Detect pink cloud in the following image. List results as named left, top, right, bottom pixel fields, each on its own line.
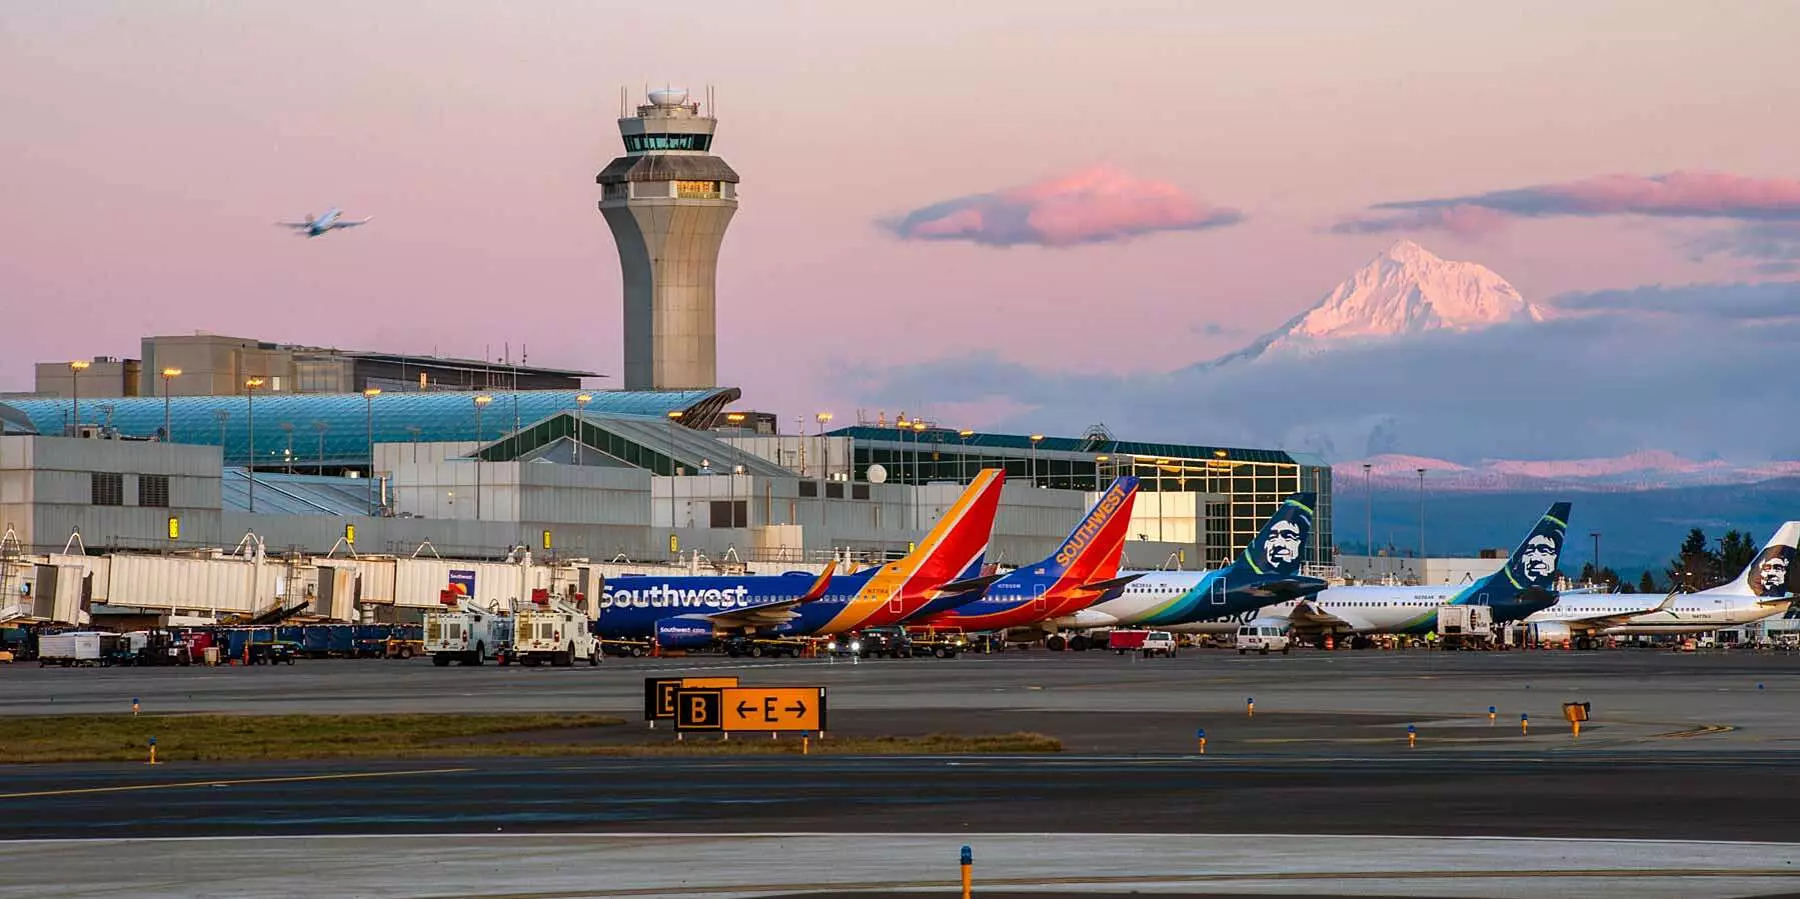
left=1335, top=171, right=1800, bottom=236
left=888, top=166, right=1243, bottom=247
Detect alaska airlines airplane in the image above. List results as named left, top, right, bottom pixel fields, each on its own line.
left=595, top=469, right=1006, bottom=648
left=1030, top=494, right=1327, bottom=648
left=1216, top=502, right=1573, bottom=640
left=907, top=476, right=1143, bottom=631
left=1523, top=521, right=1799, bottom=645
left=277, top=208, right=372, bottom=237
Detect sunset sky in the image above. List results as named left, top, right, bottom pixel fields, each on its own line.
left=2, top=1, right=1795, bottom=455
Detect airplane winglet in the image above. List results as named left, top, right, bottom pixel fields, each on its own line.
left=798, top=561, right=837, bottom=603
left=1078, top=573, right=1145, bottom=593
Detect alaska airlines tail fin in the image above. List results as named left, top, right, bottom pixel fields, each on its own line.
left=907, top=469, right=1007, bottom=591
left=1466, top=502, right=1571, bottom=607
left=1716, top=522, right=1800, bottom=600
left=1225, top=493, right=1317, bottom=578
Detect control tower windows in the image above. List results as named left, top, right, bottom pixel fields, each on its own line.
left=624, top=133, right=713, bottom=153
left=676, top=180, right=721, bottom=199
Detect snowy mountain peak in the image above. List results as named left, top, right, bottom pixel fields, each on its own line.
left=1196, top=241, right=1552, bottom=369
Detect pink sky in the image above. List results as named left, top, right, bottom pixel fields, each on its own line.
left=1, top=1, right=1795, bottom=426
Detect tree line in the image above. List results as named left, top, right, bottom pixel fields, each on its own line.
left=1577, top=528, right=1760, bottom=595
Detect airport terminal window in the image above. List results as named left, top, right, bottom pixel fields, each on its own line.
left=676, top=180, right=720, bottom=199
left=623, top=133, right=712, bottom=152
left=91, top=472, right=123, bottom=506
left=139, top=475, right=170, bottom=508
left=709, top=500, right=747, bottom=528
left=826, top=482, right=844, bottom=499
left=799, top=481, right=818, bottom=497
left=852, top=484, right=870, bottom=500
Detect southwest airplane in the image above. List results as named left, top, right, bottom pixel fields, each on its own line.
left=277, top=207, right=372, bottom=237
left=906, top=475, right=1143, bottom=631
left=595, top=469, right=1006, bottom=648
left=1220, top=502, right=1573, bottom=640
left=1522, top=521, right=1799, bottom=646
left=1031, top=494, right=1328, bottom=649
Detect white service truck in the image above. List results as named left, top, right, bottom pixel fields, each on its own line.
left=424, top=595, right=515, bottom=667
left=511, top=589, right=598, bottom=667
left=1436, top=604, right=1496, bottom=650
left=37, top=631, right=121, bottom=667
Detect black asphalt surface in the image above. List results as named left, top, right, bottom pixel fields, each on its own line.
left=4, top=751, right=1799, bottom=841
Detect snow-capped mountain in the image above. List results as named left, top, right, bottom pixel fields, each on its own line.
left=1198, top=240, right=1551, bottom=368
left=1337, top=451, right=1800, bottom=494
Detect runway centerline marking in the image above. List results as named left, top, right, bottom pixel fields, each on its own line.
left=0, top=767, right=475, bottom=801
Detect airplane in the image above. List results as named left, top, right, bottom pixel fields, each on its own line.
left=1523, top=521, right=1799, bottom=646
left=1032, top=493, right=1329, bottom=649
left=277, top=208, right=372, bottom=237
left=904, top=475, right=1143, bottom=632
left=594, top=469, right=1007, bottom=648
left=1217, top=502, right=1574, bottom=643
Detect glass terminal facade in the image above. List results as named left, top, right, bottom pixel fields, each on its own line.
left=835, top=425, right=1333, bottom=567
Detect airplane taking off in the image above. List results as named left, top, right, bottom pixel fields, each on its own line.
left=1216, top=502, right=1574, bottom=641
left=277, top=208, right=372, bottom=237
left=1030, top=494, right=1327, bottom=648
left=1524, top=521, right=1800, bottom=646
left=595, top=469, right=1007, bottom=647
left=906, top=476, right=1143, bottom=631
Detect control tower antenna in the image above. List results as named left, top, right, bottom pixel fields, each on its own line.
left=596, top=85, right=740, bottom=391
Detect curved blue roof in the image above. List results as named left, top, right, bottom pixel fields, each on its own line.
left=0, top=388, right=738, bottom=467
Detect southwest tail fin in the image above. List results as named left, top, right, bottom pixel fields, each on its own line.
left=1717, top=522, right=1800, bottom=600
left=1030, top=476, right=1140, bottom=585
left=1226, top=493, right=1317, bottom=577
left=907, top=469, right=1007, bottom=591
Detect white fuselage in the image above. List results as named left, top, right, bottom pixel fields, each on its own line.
left=1525, top=594, right=1790, bottom=635
left=1052, top=569, right=1226, bottom=629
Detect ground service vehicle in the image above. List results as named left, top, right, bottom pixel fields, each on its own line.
left=248, top=641, right=300, bottom=665
left=906, top=627, right=967, bottom=658
left=1236, top=624, right=1291, bottom=655
left=37, top=632, right=121, bottom=667
left=601, top=637, right=654, bottom=657
left=1436, top=604, right=1496, bottom=650
left=725, top=636, right=807, bottom=658
left=1111, top=629, right=1177, bottom=657
left=858, top=626, right=914, bottom=658
left=512, top=590, right=599, bottom=667
left=425, top=592, right=514, bottom=666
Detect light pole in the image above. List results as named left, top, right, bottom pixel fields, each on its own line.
left=1363, top=463, right=1373, bottom=572
left=363, top=387, right=381, bottom=514
left=214, top=409, right=230, bottom=448
left=406, top=425, right=421, bottom=463
left=665, top=410, right=684, bottom=539
left=1590, top=531, right=1602, bottom=585
left=160, top=367, right=181, bottom=441
left=815, top=412, right=833, bottom=481
left=958, top=429, right=974, bottom=483
left=1415, top=467, right=1426, bottom=566
left=67, top=360, right=90, bottom=435
left=279, top=422, right=295, bottom=474
left=244, top=377, right=265, bottom=513
left=473, top=394, right=492, bottom=521
left=1029, top=434, right=1045, bottom=488
left=312, top=420, right=328, bottom=471
left=911, top=420, right=927, bottom=482
left=574, top=393, right=592, bottom=466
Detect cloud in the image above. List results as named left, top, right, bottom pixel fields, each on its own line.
left=1335, top=172, right=1800, bottom=235
left=1189, top=321, right=1244, bottom=337
left=833, top=282, right=1800, bottom=464
left=1552, top=280, right=1800, bottom=320
left=1686, top=222, right=1800, bottom=275
left=885, top=166, right=1243, bottom=247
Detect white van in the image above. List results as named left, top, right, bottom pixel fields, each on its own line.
left=1236, top=624, right=1292, bottom=655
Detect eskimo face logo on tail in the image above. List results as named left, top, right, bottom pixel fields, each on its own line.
left=1243, top=496, right=1314, bottom=577
left=1507, top=512, right=1566, bottom=591
left=1749, top=545, right=1793, bottom=598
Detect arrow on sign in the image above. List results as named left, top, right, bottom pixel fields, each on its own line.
left=737, top=701, right=756, bottom=717
left=788, top=700, right=807, bottom=716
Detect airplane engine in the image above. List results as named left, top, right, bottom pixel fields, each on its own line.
left=655, top=617, right=717, bottom=649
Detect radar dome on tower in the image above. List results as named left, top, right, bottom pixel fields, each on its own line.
left=647, top=88, right=690, bottom=107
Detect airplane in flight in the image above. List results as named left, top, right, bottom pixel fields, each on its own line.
left=1030, top=494, right=1329, bottom=649
left=595, top=469, right=1007, bottom=648
left=905, top=475, right=1144, bottom=632
left=277, top=208, right=372, bottom=237
left=1522, top=521, right=1799, bottom=647
left=1213, top=502, right=1574, bottom=643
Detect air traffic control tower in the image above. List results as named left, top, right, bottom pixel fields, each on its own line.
left=597, top=88, right=739, bottom=391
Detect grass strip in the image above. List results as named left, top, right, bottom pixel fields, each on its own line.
left=0, top=716, right=1061, bottom=762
